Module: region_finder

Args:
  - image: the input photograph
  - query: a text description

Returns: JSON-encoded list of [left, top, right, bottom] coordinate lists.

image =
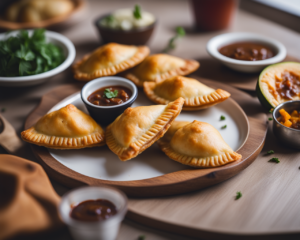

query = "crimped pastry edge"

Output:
[[125, 59, 200, 87], [21, 127, 105, 149], [105, 97, 185, 161], [73, 45, 150, 81], [157, 140, 242, 168], [143, 81, 231, 111]]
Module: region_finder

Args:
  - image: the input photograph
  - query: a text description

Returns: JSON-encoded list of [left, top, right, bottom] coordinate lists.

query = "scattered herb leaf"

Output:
[[138, 235, 146, 240], [267, 150, 274, 154], [269, 108, 274, 113], [220, 115, 226, 121], [269, 157, 280, 163], [162, 26, 186, 53], [221, 125, 227, 129], [268, 117, 273, 121], [235, 191, 242, 200], [0, 29, 65, 77], [133, 5, 142, 19], [1, 108, 5, 113], [104, 89, 118, 99]]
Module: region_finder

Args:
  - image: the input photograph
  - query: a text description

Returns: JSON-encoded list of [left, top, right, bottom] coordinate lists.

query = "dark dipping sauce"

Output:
[[70, 199, 117, 222], [275, 71, 300, 100], [88, 86, 132, 106], [219, 42, 275, 61]]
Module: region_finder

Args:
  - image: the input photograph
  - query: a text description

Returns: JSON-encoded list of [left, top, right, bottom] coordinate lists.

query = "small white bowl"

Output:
[[0, 30, 75, 87], [206, 32, 286, 73], [59, 186, 128, 240]]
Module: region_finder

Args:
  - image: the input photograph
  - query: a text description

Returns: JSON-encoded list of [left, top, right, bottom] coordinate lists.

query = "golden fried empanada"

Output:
[[106, 98, 185, 161], [124, 54, 199, 87], [144, 76, 230, 110], [73, 43, 150, 81], [21, 104, 105, 149], [157, 120, 242, 167]]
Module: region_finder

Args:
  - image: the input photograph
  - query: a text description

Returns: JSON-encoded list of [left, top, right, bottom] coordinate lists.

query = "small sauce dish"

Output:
[[81, 76, 138, 126], [206, 32, 286, 73], [273, 100, 300, 149], [59, 186, 128, 240]]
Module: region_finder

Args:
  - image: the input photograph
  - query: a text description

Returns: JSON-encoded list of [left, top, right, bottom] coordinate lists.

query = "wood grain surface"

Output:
[[24, 78, 267, 198]]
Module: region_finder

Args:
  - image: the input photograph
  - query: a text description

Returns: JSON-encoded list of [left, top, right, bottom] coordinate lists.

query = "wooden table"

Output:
[[1, 1, 300, 239]]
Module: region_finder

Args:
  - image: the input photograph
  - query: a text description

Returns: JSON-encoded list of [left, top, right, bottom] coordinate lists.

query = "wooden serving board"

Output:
[[24, 78, 267, 199], [194, 55, 299, 91]]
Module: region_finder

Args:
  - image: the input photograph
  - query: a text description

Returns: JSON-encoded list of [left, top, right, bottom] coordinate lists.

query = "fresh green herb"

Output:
[[138, 235, 146, 240], [162, 26, 186, 53], [269, 157, 280, 163], [268, 117, 273, 121], [220, 115, 226, 121], [221, 125, 227, 129], [0, 29, 65, 77], [104, 88, 118, 99], [269, 108, 274, 113], [133, 5, 142, 19], [1, 108, 5, 113], [104, 15, 115, 24], [267, 150, 274, 154], [235, 191, 242, 200]]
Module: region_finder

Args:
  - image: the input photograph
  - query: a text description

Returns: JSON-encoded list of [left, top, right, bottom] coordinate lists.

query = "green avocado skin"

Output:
[[256, 62, 300, 111]]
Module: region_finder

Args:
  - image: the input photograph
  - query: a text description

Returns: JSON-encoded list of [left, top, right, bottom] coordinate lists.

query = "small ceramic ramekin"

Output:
[[59, 186, 128, 240], [94, 14, 156, 45], [273, 100, 300, 149], [206, 32, 286, 73], [81, 76, 138, 126]]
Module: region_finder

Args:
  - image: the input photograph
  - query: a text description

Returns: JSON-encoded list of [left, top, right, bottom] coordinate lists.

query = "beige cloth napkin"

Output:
[[0, 154, 62, 240]]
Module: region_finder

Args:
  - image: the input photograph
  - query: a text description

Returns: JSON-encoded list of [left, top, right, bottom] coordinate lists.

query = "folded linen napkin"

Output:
[[0, 154, 62, 240]]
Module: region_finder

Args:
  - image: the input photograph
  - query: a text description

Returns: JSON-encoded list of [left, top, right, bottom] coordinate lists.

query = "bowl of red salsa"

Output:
[[206, 32, 286, 73], [81, 76, 138, 125]]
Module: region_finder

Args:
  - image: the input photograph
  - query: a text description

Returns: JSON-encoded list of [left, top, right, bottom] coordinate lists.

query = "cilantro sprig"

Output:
[[220, 115, 226, 121], [104, 89, 118, 99], [162, 26, 186, 53], [269, 157, 280, 163], [0, 29, 65, 77], [235, 191, 242, 200], [133, 5, 142, 19]]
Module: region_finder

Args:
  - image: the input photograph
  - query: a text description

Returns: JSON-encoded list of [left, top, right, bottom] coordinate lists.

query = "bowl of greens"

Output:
[[0, 29, 75, 86]]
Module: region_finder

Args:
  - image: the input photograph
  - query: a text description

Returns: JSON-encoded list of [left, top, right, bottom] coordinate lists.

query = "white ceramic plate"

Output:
[[47, 90, 249, 181]]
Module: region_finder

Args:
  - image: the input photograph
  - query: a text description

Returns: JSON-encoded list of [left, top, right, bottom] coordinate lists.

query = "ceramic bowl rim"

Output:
[[273, 100, 300, 132], [58, 185, 128, 227], [94, 13, 157, 33], [81, 76, 138, 109], [206, 32, 287, 66], [0, 29, 75, 82]]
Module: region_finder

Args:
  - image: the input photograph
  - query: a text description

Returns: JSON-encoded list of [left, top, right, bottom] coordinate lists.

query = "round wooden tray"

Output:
[[0, 0, 85, 30], [24, 78, 268, 198]]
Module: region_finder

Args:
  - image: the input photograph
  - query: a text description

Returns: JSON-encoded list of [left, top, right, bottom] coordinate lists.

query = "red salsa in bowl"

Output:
[[88, 86, 132, 106]]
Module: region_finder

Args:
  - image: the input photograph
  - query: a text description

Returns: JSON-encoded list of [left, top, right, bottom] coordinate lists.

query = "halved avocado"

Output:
[[256, 62, 300, 110]]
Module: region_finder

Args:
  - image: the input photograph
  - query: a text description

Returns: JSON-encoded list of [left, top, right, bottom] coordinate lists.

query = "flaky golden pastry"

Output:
[[5, 0, 74, 23], [21, 104, 105, 149], [106, 98, 185, 161], [124, 54, 199, 87], [144, 76, 231, 110], [73, 43, 150, 81], [157, 120, 242, 167]]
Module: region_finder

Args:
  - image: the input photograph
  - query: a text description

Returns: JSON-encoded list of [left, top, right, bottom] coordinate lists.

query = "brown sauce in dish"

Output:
[[275, 71, 300, 100], [88, 86, 132, 106], [70, 199, 117, 221], [219, 42, 275, 61]]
